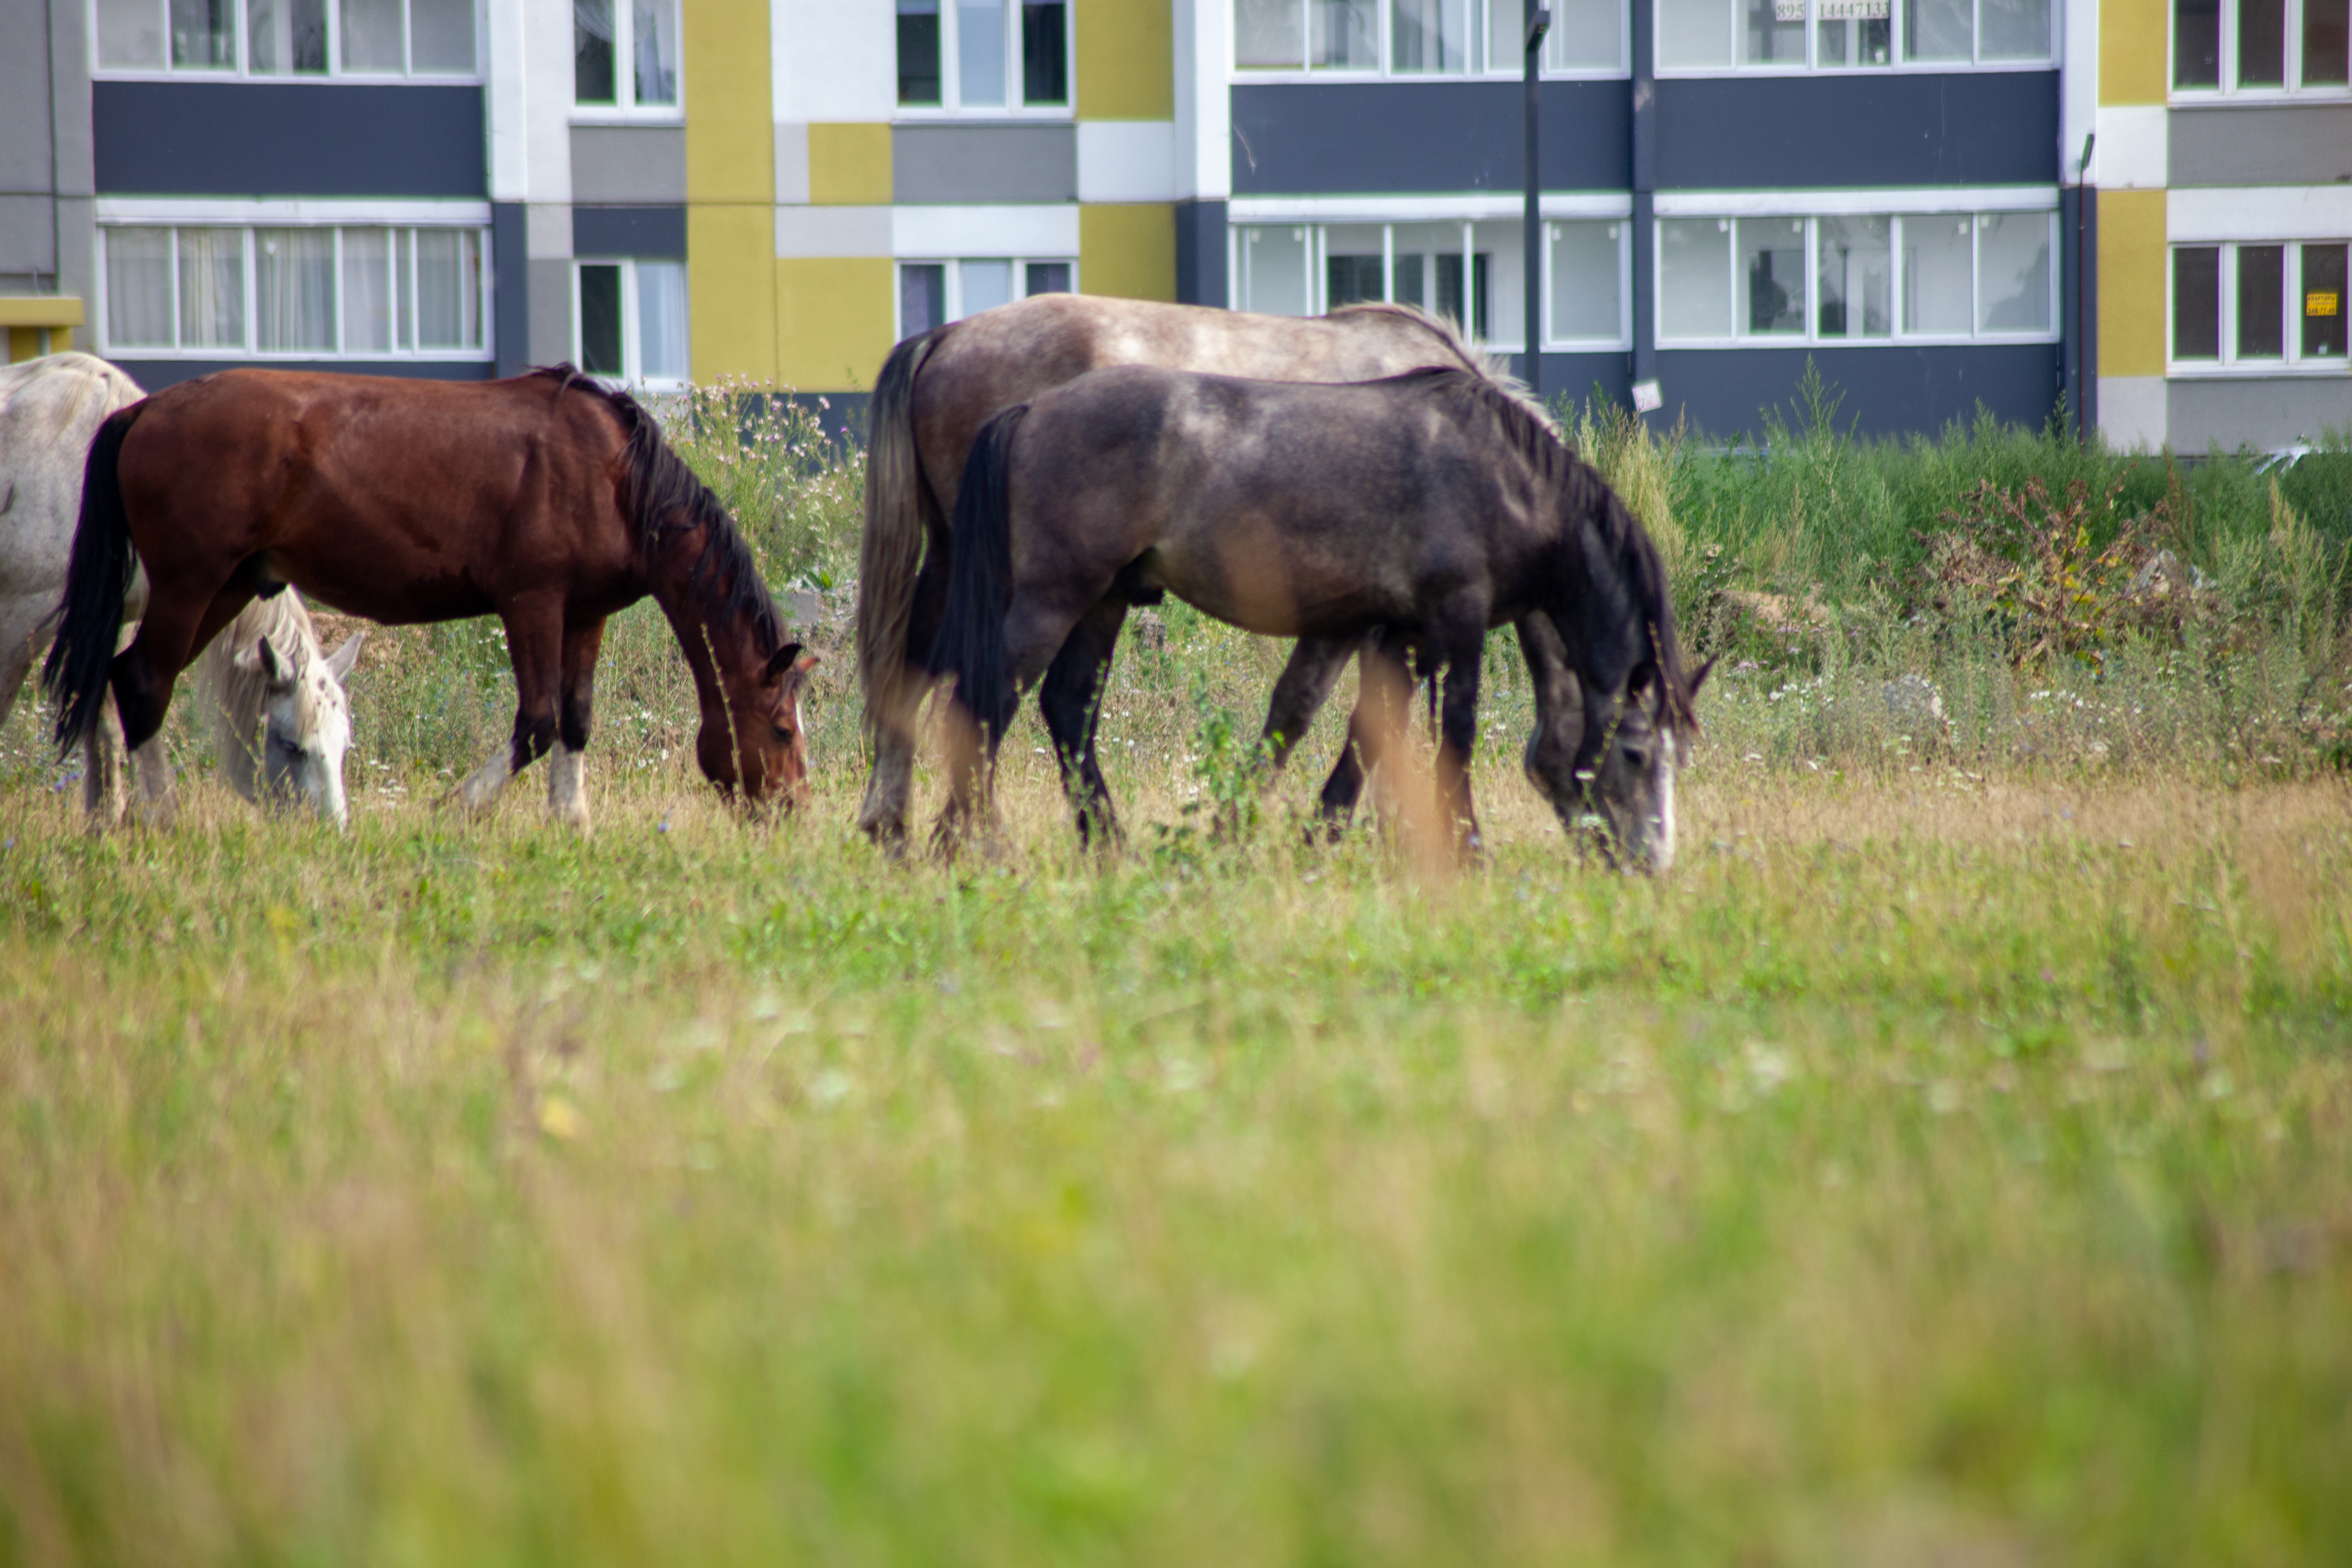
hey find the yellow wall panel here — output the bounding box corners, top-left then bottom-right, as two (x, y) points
(1074, 0), (1173, 119)
(684, 0), (771, 202)
(1079, 204), (1176, 302)
(2098, 189), (2168, 379)
(809, 125), (894, 205)
(2101, 0), (2169, 104)
(775, 257), (897, 391)
(691, 205), (780, 382)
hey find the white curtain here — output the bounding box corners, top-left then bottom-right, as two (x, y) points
(342, 228), (393, 354)
(632, 0), (677, 103)
(258, 229), (335, 352)
(105, 228), (175, 348)
(636, 261), (688, 381)
(341, 0), (404, 68)
(409, 0), (475, 70)
(178, 227), (246, 349)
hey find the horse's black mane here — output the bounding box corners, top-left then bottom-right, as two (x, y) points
(528, 365), (784, 658)
(1404, 366), (1697, 730)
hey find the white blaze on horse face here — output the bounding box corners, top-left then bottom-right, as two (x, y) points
(1649, 745), (1678, 874)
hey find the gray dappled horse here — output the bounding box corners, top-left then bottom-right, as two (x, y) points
(928, 366), (1708, 871)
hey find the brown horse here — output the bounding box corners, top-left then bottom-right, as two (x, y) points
(45, 366), (817, 829)
(855, 294), (1502, 848)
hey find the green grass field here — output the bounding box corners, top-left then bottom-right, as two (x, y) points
(3, 393), (2350, 1565)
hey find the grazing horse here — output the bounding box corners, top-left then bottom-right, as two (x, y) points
(45, 366), (816, 830)
(929, 366), (1707, 870)
(856, 293), (1512, 849)
(197, 588), (364, 826)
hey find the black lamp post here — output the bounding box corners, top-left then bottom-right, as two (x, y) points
(1524, 0), (1550, 401)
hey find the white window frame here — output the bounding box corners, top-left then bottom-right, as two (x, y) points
(1651, 194), (2061, 347)
(2169, 0), (2352, 99)
(895, 1), (1076, 119)
(88, 0), (482, 80)
(572, 257), (690, 391)
(1652, 0), (2057, 75)
(95, 206), (493, 361)
(2166, 238), (2352, 376)
(892, 257), (1079, 338)
(571, 0), (683, 120)
(1231, 0), (1631, 81)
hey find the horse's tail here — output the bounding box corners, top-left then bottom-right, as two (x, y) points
(42, 402), (144, 754)
(928, 403), (1028, 743)
(856, 327), (945, 743)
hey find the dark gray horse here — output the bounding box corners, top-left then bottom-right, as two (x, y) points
(928, 365), (1707, 869)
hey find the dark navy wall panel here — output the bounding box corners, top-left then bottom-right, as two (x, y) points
(1232, 80), (1630, 193)
(94, 82), (486, 196)
(1653, 73), (2058, 190)
(492, 201), (529, 379)
(1652, 344), (2059, 438)
(111, 358), (498, 390)
(572, 205), (686, 259)
(1176, 199), (1229, 307)
(1505, 351), (1630, 407)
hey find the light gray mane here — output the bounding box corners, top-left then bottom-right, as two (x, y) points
(1327, 300), (1561, 436)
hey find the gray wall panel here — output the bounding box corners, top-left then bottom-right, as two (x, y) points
(572, 204), (686, 258)
(528, 256), (573, 367)
(1655, 344), (2060, 438)
(893, 125), (1076, 203)
(0, 0), (52, 195)
(2170, 104), (2352, 187)
(2168, 377), (2352, 450)
(94, 82), (485, 196)
(1654, 72), (2058, 189)
(109, 358), (498, 389)
(569, 126), (687, 204)
(1230, 80), (1630, 194)
(0, 197), (55, 278)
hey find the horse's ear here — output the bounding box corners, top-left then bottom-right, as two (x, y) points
(1689, 655), (1717, 697)
(257, 636), (292, 686)
(764, 642), (815, 683)
(324, 631), (365, 683)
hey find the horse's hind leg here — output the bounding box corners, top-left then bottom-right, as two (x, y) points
(547, 616), (605, 833)
(858, 557), (949, 851)
(1038, 596), (1128, 851)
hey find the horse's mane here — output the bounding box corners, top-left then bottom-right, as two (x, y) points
(526, 366), (784, 658)
(1327, 302), (1561, 435)
(1404, 366), (1696, 731)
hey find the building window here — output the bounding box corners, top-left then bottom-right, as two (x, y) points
(1655, 209), (2056, 345)
(897, 0), (1070, 111)
(1656, 0), (2051, 69)
(574, 259), (688, 387)
(2172, 241), (2349, 369)
(101, 224), (488, 356)
(93, 0), (476, 74)
(1235, 0), (1626, 75)
(575, 0), (680, 112)
(896, 257), (1074, 337)
(2174, 0), (2350, 92)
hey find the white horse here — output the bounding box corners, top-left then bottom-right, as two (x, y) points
(0, 353), (362, 826)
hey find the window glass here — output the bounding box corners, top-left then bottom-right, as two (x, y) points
(1976, 213), (2049, 331)
(171, 0), (237, 66)
(1548, 220), (1621, 342)
(1903, 0), (1970, 60)
(1979, 0), (2048, 57)
(1550, 0), (1623, 67)
(1739, 218), (1806, 336)
(960, 259), (1014, 316)
(898, 0), (943, 101)
(633, 0), (678, 103)
(576, 0), (616, 100)
(411, 0), (475, 70)
(1393, 0), (1469, 72)
(1242, 226), (1310, 316)
(1658, 0), (1731, 64)
(1022, 2), (1067, 101)
(106, 229), (175, 347)
(2308, 0), (2351, 83)
(901, 264), (946, 336)
(1903, 214), (1972, 333)
(1026, 261), (1072, 295)
(1237, 0), (1304, 66)
(1745, 0), (1804, 64)
(258, 229), (334, 351)
(1326, 224), (1384, 307)
(1818, 2), (1893, 66)
(2236, 244), (2285, 356)
(1311, 0), (1379, 67)
(638, 261), (688, 380)
(176, 228), (245, 348)
(2175, 0), (2221, 84)
(1472, 220), (1522, 343)
(2237, 0), (2286, 83)
(98, 0), (166, 67)
(1659, 218), (1731, 339)
(342, 0), (404, 70)
(2304, 244), (2348, 357)
(2173, 246), (2221, 359)
(1816, 215), (1891, 338)
(415, 229), (465, 347)
(579, 265), (624, 374)
(397, 231), (415, 347)
(248, 0), (329, 72)
(1436, 251), (1491, 337)
(1391, 222), (1460, 314)
(342, 228), (393, 354)
(959, 0), (1006, 105)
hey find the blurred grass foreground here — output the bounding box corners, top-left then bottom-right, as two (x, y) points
(1, 375), (2349, 1567)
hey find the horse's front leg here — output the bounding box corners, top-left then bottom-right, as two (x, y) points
(455, 598), (561, 819)
(1038, 596), (1129, 852)
(108, 586), (244, 829)
(1513, 614), (1584, 827)
(547, 615), (606, 833)
(1434, 626), (1487, 858)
